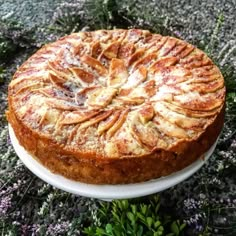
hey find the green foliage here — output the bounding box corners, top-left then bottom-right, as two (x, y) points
(52, 0), (134, 32)
(204, 13), (224, 55)
(222, 64), (236, 93)
(52, 0), (180, 36)
(51, 3), (85, 34)
(83, 195), (186, 236)
(0, 37), (17, 62)
(0, 18), (36, 63)
(85, 0), (121, 29)
(0, 19), (35, 48)
(222, 65), (236, 143)
(0, 66), (7, 84)
(224, 90), (236, 141)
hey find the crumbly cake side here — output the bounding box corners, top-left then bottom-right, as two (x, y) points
(7, 29), (225, 184)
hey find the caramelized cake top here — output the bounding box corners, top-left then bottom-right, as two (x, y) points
(8, 29), (225, 158)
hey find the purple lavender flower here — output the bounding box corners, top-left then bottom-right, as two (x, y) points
(7, 133), (12, 145)
(0, 195), (12, 217)
(20, 224), (40, 236)
(174, 30), (182, 38)
(46, 221), (70, 236)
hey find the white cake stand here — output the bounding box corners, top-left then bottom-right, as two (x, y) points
(9, 125), (218, 200)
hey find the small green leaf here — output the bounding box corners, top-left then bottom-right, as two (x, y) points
(165, 233), (175, 236)
(137, 225), (144, 236)
(140, 204), (148, 215)
(146, 217), (153, 228)
(116, 200), (122, 210)
(121, 200), (129, 210)
(113, 225), (123, 236)
(155, 202), (161, 213)
(159, 226), (164, 232)
(179, 223), (186, 231)
(153, 195), (160, 204)
(105, 224), (113, 234)
(83, 226), (94, 235)
(127, 223), (133, 234)
(131, 204), (137, 215)
(137, 212), (146, 222)
(127, 212), (135, 224)
(171, 221), (180, 236)
(112, 209), (121, 223)
(96, 227), (106, 235)
(154, 220), (161, 229)
(157, 231), (163, 236)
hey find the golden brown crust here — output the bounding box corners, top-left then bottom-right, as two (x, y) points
(7, 29), (226, 184)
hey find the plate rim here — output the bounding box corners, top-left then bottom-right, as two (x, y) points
(9, 124), (218, 200)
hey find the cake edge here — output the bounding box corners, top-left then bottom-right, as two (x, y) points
(6, 101), (225, 184)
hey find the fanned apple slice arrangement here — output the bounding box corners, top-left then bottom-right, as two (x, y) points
(9, 29), (225, 159)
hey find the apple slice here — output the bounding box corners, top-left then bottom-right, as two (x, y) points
(79, 110), (113, 130)
(122, 65), (147, 89)
(108, 58), (128, 87)
(97, 111), (121, 135)
(87, 87), (117, 108)
(60, 110), (100, 125)
(69, 67), (95, 84)
(106, 109), (129, 139)
(139, 105), (154, 124)
(81, 55), (107, 76)
(149, 57), (178, 73)
(100, 41), (120, 59)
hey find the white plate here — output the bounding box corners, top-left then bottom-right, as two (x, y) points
(9, 124), (218, 200)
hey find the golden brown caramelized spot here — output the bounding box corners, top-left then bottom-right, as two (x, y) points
(91, 41), (103, 58)
(139, 105), (154, 124)
(132, 53), (157, 71)
(49, 73), (67, 89)
(108, 58), (128, 87)
(149, 57), (178, 72)
(69, 67), (95, 84)
(81, 55), (107, 76)
(128, 49), (145, 66)
(118, 43), (135, 59)
(100, 41), (120, 59)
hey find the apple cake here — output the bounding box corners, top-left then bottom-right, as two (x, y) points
(7, 29), (225, 184)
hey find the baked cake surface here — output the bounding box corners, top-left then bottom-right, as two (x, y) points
(7, 29), (225, 184)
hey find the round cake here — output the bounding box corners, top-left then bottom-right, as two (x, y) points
(7, 29), (225, 184)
